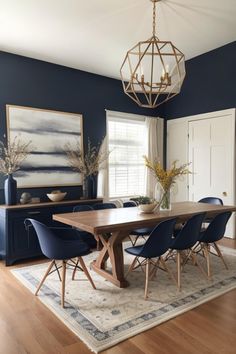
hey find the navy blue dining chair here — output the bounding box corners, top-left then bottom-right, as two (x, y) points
(125, 218), (177, 299)
(198, 197), (223, 224)
(174, 197), (223, 236)
(123, 201), (137, 208)
(73, 204), (93, 212)
(24, 218), (96, 308)
(123, 200), (153, 246)
(169, 213), (206, 290)
(198, 197), (223, 205)
(93, 202), (117, 210)
(198, 211), (232, 278)
(73, 205), (97, 249)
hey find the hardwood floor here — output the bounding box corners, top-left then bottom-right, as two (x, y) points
(0, 238), (235, 354)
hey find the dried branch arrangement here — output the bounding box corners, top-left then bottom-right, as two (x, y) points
(144, 156), (191, 191)
(0, 136), (32, 175)
(64, 138), (109, 177)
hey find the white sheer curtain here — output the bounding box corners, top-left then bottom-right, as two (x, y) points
(145, 117), (164, 199)
(97, 136), (109, 200)
(98, 112), (164, 201)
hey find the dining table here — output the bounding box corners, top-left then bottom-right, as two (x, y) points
(53, 201), (236, 288)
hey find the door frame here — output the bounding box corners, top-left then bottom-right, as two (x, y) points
(167, 108), (236, 238)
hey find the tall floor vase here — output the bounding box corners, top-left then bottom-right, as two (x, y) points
(83, 174), (98, 199)
(4, 174), (17, 205)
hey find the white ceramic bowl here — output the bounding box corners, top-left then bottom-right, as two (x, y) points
(47, 192), (67, 202)
(138, 202), (157, 213)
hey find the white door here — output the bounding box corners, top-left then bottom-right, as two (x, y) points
(188, 115), (235, 237)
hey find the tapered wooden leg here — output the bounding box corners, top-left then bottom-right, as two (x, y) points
(159, 257), (177, 286)
(72, 258), (79, 280)
(213, 243), (228, 270)
(54, 261), (62, 281)
(190, 251), (208, 278)
(203, 244), (211, 277)
(61, 260), (66, 308)
(79, 257), (96, 289)
(150, 259), (159, 279)
(177, 251), (181, 291)
(35, 260), (55, 296)
(126, 256), (138, 277)
(144, 259), (150, 300)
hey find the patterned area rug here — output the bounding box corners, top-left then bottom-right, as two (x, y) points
(12, 246), (236, 353)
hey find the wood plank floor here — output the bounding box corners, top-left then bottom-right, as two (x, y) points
(0, 238), (236, 354)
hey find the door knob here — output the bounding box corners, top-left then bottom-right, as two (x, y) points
(222, 192), (227, 196)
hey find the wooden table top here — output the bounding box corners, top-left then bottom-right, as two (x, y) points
(53, 201), (236, 235)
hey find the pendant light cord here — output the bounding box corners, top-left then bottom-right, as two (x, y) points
(152, 0), (157, 36)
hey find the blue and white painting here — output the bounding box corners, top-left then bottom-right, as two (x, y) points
(7, 105), (83, 188)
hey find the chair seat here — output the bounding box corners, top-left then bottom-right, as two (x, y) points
(130, 227), (153, 236)
(56, 239), (91, 260)
(125, 245), (143, 256)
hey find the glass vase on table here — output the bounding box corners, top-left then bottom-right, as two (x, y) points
(155, 183), (171, 211)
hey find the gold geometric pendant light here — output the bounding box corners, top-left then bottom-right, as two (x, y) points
(120, 0), (186, 108)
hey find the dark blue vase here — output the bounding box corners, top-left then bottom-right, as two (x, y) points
(4, 174), (17, 205)
(84, 174), (98, 199)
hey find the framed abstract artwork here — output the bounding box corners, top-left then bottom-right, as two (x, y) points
(6, 105), (83, 188)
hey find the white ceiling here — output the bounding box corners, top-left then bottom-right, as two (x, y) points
(0, 0), (235, 80)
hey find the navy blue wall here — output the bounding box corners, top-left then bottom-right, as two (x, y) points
(0, 51), (162, 204)
(163, 42), (236, 119)
(0, 52), (161, 204)
(1, 42), (235, 204)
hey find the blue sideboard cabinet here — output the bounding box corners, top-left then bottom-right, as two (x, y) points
(0, 198), (102, 266)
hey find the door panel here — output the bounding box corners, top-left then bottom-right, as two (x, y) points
(189, 115), (235, 237)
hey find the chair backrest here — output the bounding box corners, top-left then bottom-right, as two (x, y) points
(172, 213), (206, 250)
(138, 218), (177, 258)
(24, 218), (61, 259)
(198, 197), (223, 205)
(200, 211), (232, 243)
(123, 201), (137, 208)
(73, 204), (93, 212)
(93, 203), (117, 210)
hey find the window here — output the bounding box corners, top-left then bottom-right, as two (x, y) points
(107, 111), (147, 198)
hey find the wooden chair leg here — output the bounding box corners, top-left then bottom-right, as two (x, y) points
(72, 258), (79, 280)
(213, 242), (228, 270)
(150, 258), (159, 279)
(126, 256), (138, 277)
(79, 257), (96, 289)
(54, 261), (62, 281)
(144, 259), (150, 300)
(177, 251), (181, 291)
(190, 250), (208, 279)
(159, 257), (177, 286)
(61, 260), (66, 308)
(203, 244), (211, 278)
(129, 235), (139, 246)
(35, 260), (55, 296)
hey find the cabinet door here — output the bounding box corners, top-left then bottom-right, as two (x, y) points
(7, 210), (50, 264)
(10, 216), (41, 257)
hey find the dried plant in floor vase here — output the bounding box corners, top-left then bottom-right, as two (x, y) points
(64, 138), (109, 199)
